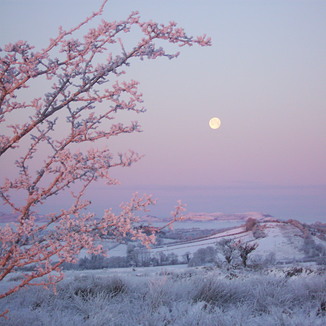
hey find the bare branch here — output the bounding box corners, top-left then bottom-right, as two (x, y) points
(0, 0), (210, 307)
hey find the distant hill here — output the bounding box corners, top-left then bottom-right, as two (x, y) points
(151, 218), (326, 263)
(183, 211), (273, 222)
(140, 211), (273, 223)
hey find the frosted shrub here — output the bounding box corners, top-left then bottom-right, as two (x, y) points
(192, 276), (246, 307)
(69, 275), (128, 300)
(252, 228), (267, 239)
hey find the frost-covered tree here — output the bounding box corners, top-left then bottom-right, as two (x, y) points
(0, 0), (210, 308)
(245, 218), (257, 231)
(182, 252), (191, 264)
(216, 239), (258, 267)
(216, 239), (237, 265)
(235, 241), (258, 267)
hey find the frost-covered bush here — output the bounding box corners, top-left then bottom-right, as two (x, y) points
(63, 255), (129, 271)
(71, 275), (128, 300)
(78, 254), (109, 270)
(250, 252), (277, 269)
(252, 227), (267, 239)
(302, 238), (326, 259)
(188, 246), (216, 267)
(192, 277), (246, 306)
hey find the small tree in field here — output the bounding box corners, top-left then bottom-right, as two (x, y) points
(216, 239), (258, 267)
(235, 241), (258, 267)
(216, 239), (237, 265)
(0, 0), (211, 309)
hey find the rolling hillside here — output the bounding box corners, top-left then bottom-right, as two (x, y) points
(150, 218), (326, 263)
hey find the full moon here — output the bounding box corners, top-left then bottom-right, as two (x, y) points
(209, 117), (221, 129)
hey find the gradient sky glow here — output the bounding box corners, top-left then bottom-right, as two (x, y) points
(1, 0), (325, 222)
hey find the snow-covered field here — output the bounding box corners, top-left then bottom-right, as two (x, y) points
(0, 264), (325, 325)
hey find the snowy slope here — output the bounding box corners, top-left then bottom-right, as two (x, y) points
(150, 220), (325, 262)
(151, 226), (247, 257)
(252, 221), (304, 261)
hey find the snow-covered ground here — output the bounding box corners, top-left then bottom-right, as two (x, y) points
(253, 222), (305, 261)
(1, 264), (325, 325)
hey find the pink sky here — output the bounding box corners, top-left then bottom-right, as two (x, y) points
(1, 0), (325, 221)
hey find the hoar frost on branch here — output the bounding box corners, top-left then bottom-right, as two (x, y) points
(0, 0), (210, 307)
